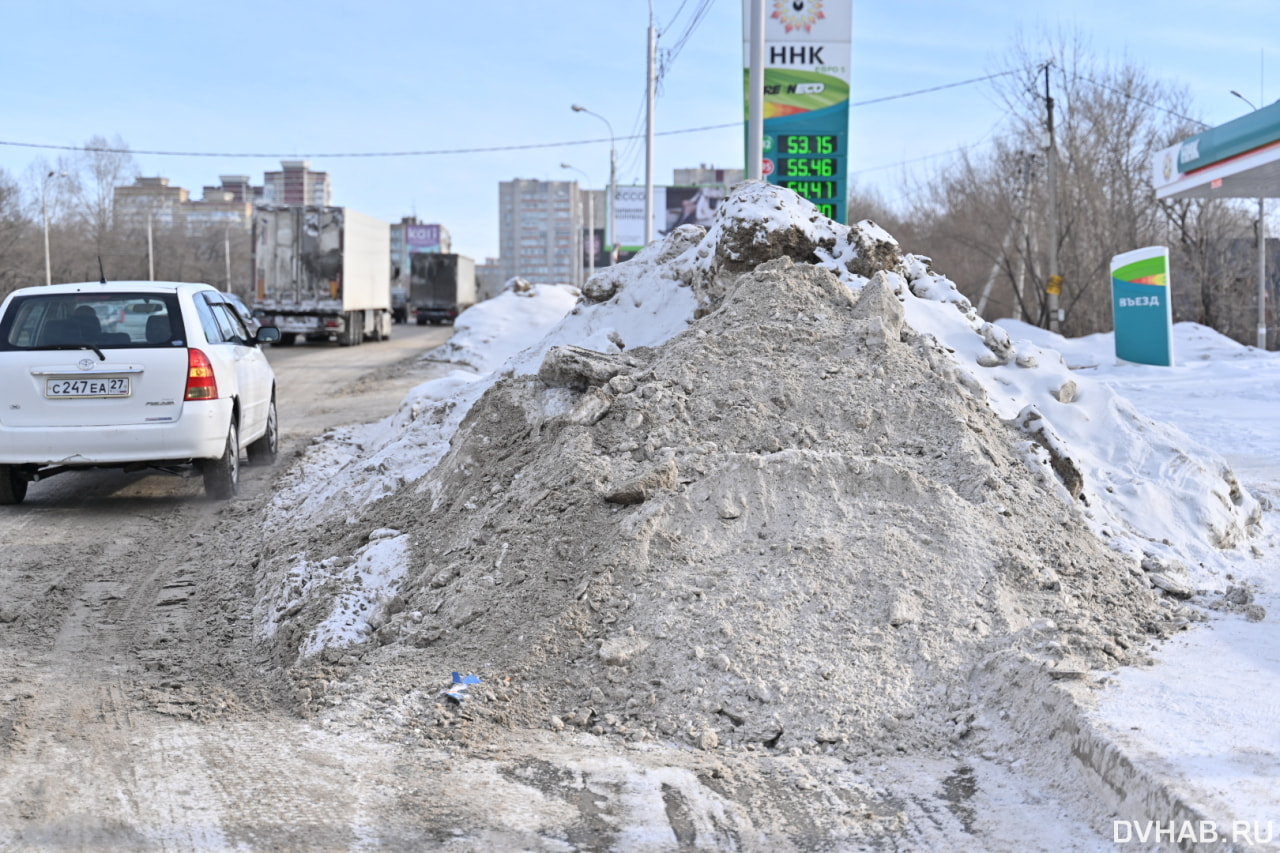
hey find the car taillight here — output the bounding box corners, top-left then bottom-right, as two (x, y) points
(184, 349), (218, 401)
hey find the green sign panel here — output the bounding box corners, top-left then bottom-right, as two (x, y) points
(1111, 246), (1174, 366)
(743, 1), (851, 223)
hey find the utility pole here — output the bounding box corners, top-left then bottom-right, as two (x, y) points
(147, 212), (155, 282)
(1044, 63), (1062, 333)
(746, 0), (765, 181)
(644, 1), (656, 245)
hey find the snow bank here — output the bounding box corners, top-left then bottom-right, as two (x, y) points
(259, 180), (1260, 671)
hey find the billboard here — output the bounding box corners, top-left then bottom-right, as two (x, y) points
(406, 223), (442, 252)
(1111, 246), (1174, 366)
(614, 186), (729, 252)
(743, 0), (852, 222)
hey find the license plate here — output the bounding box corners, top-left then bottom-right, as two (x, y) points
(45, 376), (132, 398)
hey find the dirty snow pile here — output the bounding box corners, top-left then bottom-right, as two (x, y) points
(255, 181), (1260, 757)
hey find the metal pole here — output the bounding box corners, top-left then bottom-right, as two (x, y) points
(1045, 64), (1062, 333)
(587, 191), (595, 279)
(147, 212), (155, 281)
(1259, 198), (1268, 349)
(644, 1), (656, 245)
(570, 105), (618, 263)
(609, 144), (617, 262)
(42, 171), (54, 287)
(561, 163), (594, 286)
(747, 0), (765, 180)
(225, 226), (232, 290)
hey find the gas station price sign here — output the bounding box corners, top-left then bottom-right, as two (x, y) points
(766, 133), (846, 220)
(778, 134), (839, 155)
(742, 0), (852, 223)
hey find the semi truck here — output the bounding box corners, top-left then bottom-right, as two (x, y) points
(252, 206), (393, 346)
(409, 253), (476, 325)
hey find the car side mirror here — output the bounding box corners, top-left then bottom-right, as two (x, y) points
(255, 326), (281, 345)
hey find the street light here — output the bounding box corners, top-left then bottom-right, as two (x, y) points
(1231, 90), (1259, 111)
(41, 170), (67, 287)
(1231, 90), (1268, 349)
(571, 104), (617, 263)
(561, 163), (595, 285)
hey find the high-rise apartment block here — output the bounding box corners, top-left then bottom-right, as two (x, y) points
(498, 179), (583, 286)
(112, 162), (333, 233)
(261, 160), (331, 206)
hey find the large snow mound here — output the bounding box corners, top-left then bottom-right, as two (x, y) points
(255, 181), (1260, 756)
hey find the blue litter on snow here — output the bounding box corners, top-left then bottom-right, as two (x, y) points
(445, 672), (481, 703)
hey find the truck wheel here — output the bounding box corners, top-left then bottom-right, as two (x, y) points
(202, 422), (240, 499)
(275, 332), (297, 347)
(0, 465), (28, 505)
(246, 397), (278, 466)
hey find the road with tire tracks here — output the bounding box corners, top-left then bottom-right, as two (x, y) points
(0, 323), (455, 851)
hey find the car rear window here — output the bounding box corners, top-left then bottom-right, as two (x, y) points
(0, 292), (185, 350)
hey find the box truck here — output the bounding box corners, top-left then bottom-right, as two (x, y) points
(253, 206), (393, 346)
(409, 253), (476, 325)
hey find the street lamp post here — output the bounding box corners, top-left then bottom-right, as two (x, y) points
(41, 170), (66, 287)
(1231, 90), (1268, 349)
(571, 104), (617, 263)
(561, 163), (595, 285)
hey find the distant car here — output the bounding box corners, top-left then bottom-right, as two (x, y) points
(224, 292), (263, 337)
(0, 281), (282, 503)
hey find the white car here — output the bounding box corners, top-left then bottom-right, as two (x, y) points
(0, 281), (281, 503)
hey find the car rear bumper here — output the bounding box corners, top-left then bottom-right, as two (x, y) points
(0, 399), (232, 466)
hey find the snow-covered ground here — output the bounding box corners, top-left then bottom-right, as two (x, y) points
(1005, 319), (1280, 841)
(263, 185), (1278, 844)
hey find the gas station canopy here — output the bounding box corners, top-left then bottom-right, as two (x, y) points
(1153, 100), (1280, 200)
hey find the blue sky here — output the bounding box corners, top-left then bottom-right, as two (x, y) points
(1, 0), (1276, 261)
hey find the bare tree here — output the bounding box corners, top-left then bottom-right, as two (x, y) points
(0, 169), (36, 296)
(910, 30), (1249, 337)
(67, 134), (140, 264)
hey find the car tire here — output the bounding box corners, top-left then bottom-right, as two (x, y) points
(203, 422), (240, 500)
(0, 465), (27, 505)
(247, 397), (278, 467)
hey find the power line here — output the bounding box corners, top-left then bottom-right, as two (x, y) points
(1069, 72), (1210, 129)
(849, 69), (1021, 107)
(0, 70), (1020, 163)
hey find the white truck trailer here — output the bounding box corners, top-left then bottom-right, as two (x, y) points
(252, 206), (393, 346)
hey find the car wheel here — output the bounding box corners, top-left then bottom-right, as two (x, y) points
(247, 397), (279, 466)
(0, 465), (27, 505)
(203, 422), (240, 500)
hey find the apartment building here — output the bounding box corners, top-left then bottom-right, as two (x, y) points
(498, 179), (582, 286)
(261, 160), (331, 206)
